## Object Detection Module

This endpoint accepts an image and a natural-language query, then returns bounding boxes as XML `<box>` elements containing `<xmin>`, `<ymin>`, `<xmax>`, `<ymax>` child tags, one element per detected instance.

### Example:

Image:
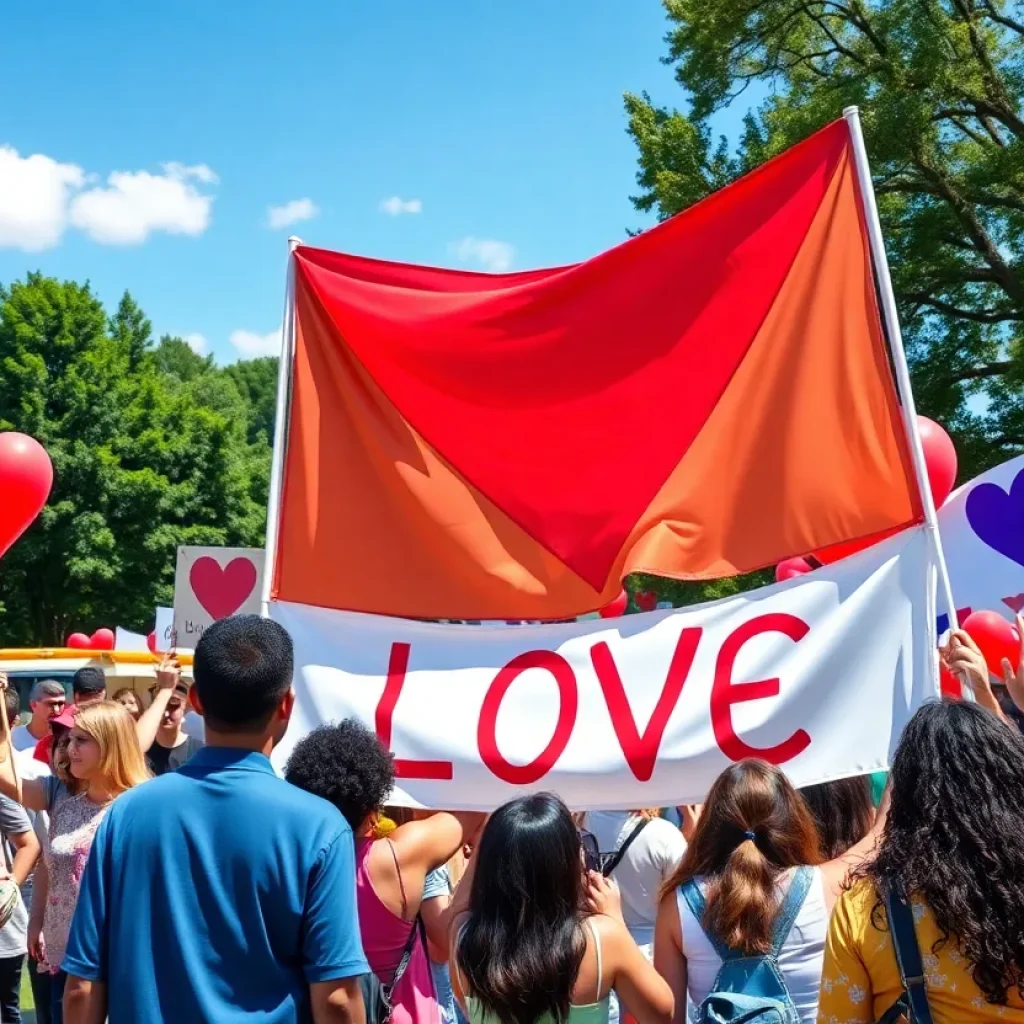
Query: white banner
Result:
<box><xmin>270</xmin><ymin>529</ymin><xmax>937</xmax><ymax>809</ymax></box>
<box><xmin>938</xmin><ymin>454</ymin><xmax>1024</xmax><ymax>626</ymax></box>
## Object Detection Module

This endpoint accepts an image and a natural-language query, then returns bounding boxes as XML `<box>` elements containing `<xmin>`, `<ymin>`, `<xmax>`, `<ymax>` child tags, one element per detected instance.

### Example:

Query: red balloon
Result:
<box><xmin>90</xmin><ymin>628</ymin><xmax>115</xmax><ymax>651</ymax></box>
<box><xmin>147</xmin><ymin>631</ymin><xmax>158</xmax><ymax>654</ymax></box>
<box><xmin>0</xmin><ymin>433</ymin><xmax>53</xmax><ymax>560</ymax></box>
<box><xmin>634</xmin><ymin>590</ymin><xmax>658</xmax><ymax>612</ymax></box>
<box><xmin>599</xmin><ymin>590</ymin><xmax>628</xmax><ymax>618</ymax></box>
<box><xmin>775</xmin><ymin>557</ymin><xmax>813</xmax><ymax>583</ymax></box>
<box><xmin>962</xmin><ymin>610</ymin><xmax>1021</xmax><ymax>678</ymax></box>
<box><xmin>66</xmin><ymin>632</ymin><xmax>92</xmax><ymax>650</ymax></box>
<box><xmin>917</xmin><ymin>416</ymin><xmax>957</xmax><ymax>507</ymax></box>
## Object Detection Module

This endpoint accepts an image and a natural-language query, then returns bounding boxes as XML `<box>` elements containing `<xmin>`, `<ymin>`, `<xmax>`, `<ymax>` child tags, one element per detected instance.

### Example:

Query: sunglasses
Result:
<box><xmin>578</xmin><ymin>829</ymin><xmax>601</xmax><ymax>873</ymax></box>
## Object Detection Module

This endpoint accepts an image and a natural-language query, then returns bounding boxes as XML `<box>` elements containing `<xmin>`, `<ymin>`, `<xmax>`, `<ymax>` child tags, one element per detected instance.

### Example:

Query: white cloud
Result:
<box><xmin>0</xmin><ymin>146</ymin><xmax>85</xmax><ymax>251</ymax></box>
<box><xmin>230</xmin><ymin>326</ymin><xmax>282</xmax><ymax>359</ymax></box>
<box><xmin>379</xmin><ymin>196</ymin><xmax>423</xmax><ymax>216</ymax></box>
<box><xmin>450</xmin><ymin>236</ymin><xmax>515</xmax><ymax>273</ymax></box>
<box><xmin>267</xmin><ymin>197</ymin><xmax>319</xmax><ymax>229</ymax></box>
<box><xmin>69</xmin><ymin>161</ymin><xmax>216</xmax><ymax>245</ymax></box>
<box><xmin>183</xmin><ymin>333</ymin><xmax>209</xmax><ymax>356</ymax></box>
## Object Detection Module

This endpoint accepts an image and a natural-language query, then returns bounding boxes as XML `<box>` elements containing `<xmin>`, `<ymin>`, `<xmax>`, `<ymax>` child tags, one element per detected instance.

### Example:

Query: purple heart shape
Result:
<box><xmin>965</xmin><ymin>467</ymin><xmax>1024</xmax><ymax>568</ymax></box>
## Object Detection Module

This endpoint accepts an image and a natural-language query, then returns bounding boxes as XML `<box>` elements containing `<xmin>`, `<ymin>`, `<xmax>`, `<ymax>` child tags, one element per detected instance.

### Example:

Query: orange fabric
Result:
<box><xmin>273</xmin><ymin>122</ymin><xmax>920</xmax><ymax>620</ymax></box>
<box><xmin>619</xmin><ymin>144</ymin><xmax>921</xmax><ymax>581</ymax></box>
<box><xmin>274</xmin><ymin>283</ymin><xmax>603</xmax><ymax>619</ymax></box>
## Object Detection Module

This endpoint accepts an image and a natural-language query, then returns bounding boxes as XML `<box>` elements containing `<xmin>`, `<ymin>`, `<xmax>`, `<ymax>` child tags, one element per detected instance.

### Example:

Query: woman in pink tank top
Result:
<box><xmin>285</xmin><ymin>720</ymin><xmax>484</xmax><ymax>1024</ymax></box>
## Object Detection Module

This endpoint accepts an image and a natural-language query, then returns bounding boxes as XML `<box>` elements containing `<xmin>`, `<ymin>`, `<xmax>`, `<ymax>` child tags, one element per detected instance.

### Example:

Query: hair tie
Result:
<box><xmin>743</xmin><ymin>830</ymin><xmax>756</xmax><ymax>842</ymax></box>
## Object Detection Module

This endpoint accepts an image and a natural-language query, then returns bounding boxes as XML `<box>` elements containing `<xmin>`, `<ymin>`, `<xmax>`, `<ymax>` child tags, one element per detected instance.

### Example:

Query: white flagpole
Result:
<box><xmin>842</xmin><ymin>107</ymin><xmax>960</xmax><ymax>638</ymax></box>
<box><xmin>260</xmin><ymin>235</ymin><xmax>302</xmax><ymax>615</ymax></box>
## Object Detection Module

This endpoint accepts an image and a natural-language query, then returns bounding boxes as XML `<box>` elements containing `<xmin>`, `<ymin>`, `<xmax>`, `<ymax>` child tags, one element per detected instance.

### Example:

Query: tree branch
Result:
<box><xmin>901</xmin><ymin>293</ymin><xmax>1023</xmax><ymax>323</ymax></box>
<box><xmin>979</xmin><ymin>0</ymin><xmax>1024</xmax><ymax>35</ymax></box>
<box><xmin>948</xmin><ymin>360</ymin><xmax>1015</xmax><ymax>380</ymax></box>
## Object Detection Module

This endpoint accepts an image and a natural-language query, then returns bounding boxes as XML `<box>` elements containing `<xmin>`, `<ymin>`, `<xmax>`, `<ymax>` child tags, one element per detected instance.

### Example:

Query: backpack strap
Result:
<box><xmin>768</xmin><ymin>866</ymin><xmax>814</xmax><ymax>957</ymax></box>
<box><xmin>601</xmin><ymin>817</ymin><xmax>649</xmax><ymax>877</ymax></box>
<box><xmin>679</xmin><ymin>878</ymin><xmax>731</xmax><ymax>961</ymax></box>
<box><xmin>885</xmin><ymin>883</ymin><xmax>935</xmax><ymax>1024</ymax></box>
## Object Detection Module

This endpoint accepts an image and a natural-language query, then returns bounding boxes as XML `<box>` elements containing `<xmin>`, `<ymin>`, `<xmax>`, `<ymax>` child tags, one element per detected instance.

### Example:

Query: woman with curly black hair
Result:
<box><xmin>818</xmin><ymin>700</ymin><xmax>1024</xmax><ymax>1022</ymax></box>
<box><xmin>284</xmin><ymin>720</ymin><xmax>482</xmax><ymax>1024</ymax></box>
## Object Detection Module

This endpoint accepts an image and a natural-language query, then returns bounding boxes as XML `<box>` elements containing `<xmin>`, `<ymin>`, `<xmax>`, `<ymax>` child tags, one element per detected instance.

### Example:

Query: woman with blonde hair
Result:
<box><xmin>0</xmin><ymin>691</ymin><xmax>149</xmax><ymax>1023</ymax></box>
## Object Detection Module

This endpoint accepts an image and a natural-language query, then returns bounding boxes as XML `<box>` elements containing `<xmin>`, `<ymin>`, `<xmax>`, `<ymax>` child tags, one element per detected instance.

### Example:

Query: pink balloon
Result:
<box><xmin>0</xmin><ymin>433</ymin><xmax>53</xmax><ymax>560</ymax></box>
<box><xmin>66</xmin><ymin>633</ymin><xmax>92</xmax><ymax>650</ymax></box>
<box><xmin>599</xmin><ymin>590</ymin><xmax>628</xmax><ymax>618</ymax></box>
<box><xmin>90</xmin><ymin>628</ymin><xmax>115</xmax><ymax>651</ymax></box>
<box><xmin>775</xmin><ymin>557</ymin><xmax>813</xmax><ymax>583</ymax></box>
<box><xmin>917</xmin><ymin>416</ymin><xmax>958</xmax><ymax>507</ymax></box>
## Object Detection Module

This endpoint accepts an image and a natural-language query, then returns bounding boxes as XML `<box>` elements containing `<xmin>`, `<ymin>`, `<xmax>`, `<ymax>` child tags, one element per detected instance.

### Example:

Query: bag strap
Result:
<box><xmin>381</xmin><ymin>914</ymin><xmax>426</xmax><ymax>1014</ymax></box>
<box><xmin>602</xmin><ymin>817</ymin><xmax>649</xmax><ymax>877</ymax></box>
<box><xmin>679</xmin><ymin>878</ymin><xmax>731</xmax><ymax>961</ymax></box>
<box><xmin>885</xmin><ymin>883</ymin><xmax>935</xmax><ymax>1024</ymax></box>
<box><xmin>769</xmin><ymin>866</ymin><xmax>814</xmax><ymax>957</ymax></box>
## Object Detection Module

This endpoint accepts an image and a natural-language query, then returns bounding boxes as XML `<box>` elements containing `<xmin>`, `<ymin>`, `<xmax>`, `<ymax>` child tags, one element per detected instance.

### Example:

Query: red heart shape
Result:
<box><xmin>189</xmin><ymin>557</ymin><xmax>258</xmax><ymax>620</ymax></box>
<box><xmin>634</xmin><ymin>590</ymin><xmax>658</xmax><ymax>612</ymax></box>
<box><xmin>1003</xmin><ymin>594</ymin><xmax>1024</xmax><ymax>614</ymax></box>
<box><xmin>0</xmin><ymin>433</ymin><xmax>53</xmax><ymax>560</ymax></box>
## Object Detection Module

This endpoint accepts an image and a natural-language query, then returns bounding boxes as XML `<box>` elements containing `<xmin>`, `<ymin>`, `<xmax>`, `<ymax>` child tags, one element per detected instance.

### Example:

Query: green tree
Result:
<box><xmin>152</xmin><ymin>334</ymin><xmax>214</xmax><ymax>382</ymax></box>
<box><xmin>0</xmin><ymin>275</ymin><xmax>271</xmax><ymax>645</ymax></box>
<box><xmin>627</xmin><ymin>0</ymin><xmax>1024</xmax><ymax>485</ymax></box>
<box><xmin>223</xmin><ymin>356</ymin><xmax>279</xmax><ymax>444</ymax></box>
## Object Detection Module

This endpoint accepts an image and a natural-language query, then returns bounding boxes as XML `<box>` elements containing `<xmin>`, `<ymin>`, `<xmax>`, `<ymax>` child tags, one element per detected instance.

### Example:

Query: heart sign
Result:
<box><xmin>965</xmin><ymin>466</ymin><xmax>1024</xmax><ymax>569</ymax></box>
<box><xmin>189</xmin><ymin>557</ymin><xmax>259</xmax><ymax>620</ymax></box>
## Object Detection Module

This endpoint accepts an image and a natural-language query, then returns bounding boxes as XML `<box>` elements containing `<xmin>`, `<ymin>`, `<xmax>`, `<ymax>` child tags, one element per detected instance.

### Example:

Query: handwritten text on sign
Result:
<box><xmin>270</xmin><ymin>529</ymin><xmax>936</xmax><ymax>809</ymax></box>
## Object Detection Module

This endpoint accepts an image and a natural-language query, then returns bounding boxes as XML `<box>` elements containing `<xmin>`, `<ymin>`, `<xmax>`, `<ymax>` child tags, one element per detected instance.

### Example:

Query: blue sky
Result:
<box><xmin>0</xmin><ymin>1</ymin><xmax>753</xmax><ymax>364</ymax></box>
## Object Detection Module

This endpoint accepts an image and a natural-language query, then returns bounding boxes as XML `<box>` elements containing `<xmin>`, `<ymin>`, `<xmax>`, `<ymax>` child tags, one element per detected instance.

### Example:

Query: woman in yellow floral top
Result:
<box><xmin>818</xmin><ymin>700</ymin><xmax>1024</xmax><ymax>1023</ymax></box>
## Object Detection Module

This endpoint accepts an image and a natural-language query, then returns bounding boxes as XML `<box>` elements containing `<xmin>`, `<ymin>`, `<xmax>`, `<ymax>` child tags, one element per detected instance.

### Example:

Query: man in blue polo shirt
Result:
<box><xmin>62</xmin><ymin>615</ymin><xmax>368</xmax><ymax>1023</ymax></box>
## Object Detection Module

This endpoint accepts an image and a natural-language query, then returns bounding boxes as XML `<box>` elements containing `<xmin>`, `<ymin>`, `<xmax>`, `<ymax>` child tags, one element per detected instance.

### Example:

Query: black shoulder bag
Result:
<box><xmin>877</xmin><ymin>884</ymin><xmax>935</xmax><ymax>1024</ymax></box>
<box><xmin>600</xmin><ymin>817</ymin><xmax>649</xmax><ymax>877</ymax></box>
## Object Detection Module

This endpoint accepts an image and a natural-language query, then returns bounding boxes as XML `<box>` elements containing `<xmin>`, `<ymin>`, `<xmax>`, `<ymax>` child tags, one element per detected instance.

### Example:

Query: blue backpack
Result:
<box><xmin>680</xmin><ymin>865</ymin><xmax>813</xmax><ymax>1024</ymax></box>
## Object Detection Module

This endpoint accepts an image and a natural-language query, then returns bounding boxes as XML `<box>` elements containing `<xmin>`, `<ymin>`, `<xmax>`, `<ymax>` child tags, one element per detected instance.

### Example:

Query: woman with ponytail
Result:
<box><xmin>653</xmin><ymin>760</ymin><xmax>887</xmax><ymax>1023</ymax></box>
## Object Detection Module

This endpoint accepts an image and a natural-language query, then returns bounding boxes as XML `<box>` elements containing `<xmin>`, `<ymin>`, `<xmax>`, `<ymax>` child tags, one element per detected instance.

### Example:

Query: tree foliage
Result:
<box><xmin>0</xmin><ymin>274</ymin><xmax>274</xmax><ymax>644</ymax></box>
<box><xmin>626</xmin><ymin>0</ymin><xmax>1024</xmax><ymax>485</ymax></box>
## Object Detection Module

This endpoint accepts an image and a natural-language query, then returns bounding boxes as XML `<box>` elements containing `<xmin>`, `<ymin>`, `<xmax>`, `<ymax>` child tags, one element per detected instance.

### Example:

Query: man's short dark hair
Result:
<box><xmin>72</xmin><ymin>667</ymin><xmax>107</xmax><ymax>697</ymax></box>
<box><xmin>4</xmin><ymin>687</ymin><xmax>19</xmax><ymax>725</ymax></box>
<box><xmin>193</xmin><ymin>616</ymin><xmax>293</xmax><ymax>732</ymax></box>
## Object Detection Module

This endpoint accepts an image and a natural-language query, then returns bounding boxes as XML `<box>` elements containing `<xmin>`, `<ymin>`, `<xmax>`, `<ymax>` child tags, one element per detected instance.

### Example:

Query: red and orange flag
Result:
<box><xmin>272</xmin><ymin>119</ymin><xmax>921</xmax><ymax>619</ymax></box>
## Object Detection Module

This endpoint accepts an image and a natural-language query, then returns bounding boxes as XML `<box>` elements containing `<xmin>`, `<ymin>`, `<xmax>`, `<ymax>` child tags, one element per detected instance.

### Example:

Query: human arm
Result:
<box><xmin>310</xmin><ymin>978</ymin><xmax>365</xmax><ymax>1024</ymax></box>
<box><xmin>28</xmin><ymin>853</ymin><xmax>48</xmax><ymax>962</ymax></box>
<box><xmin>653</xmin><ymin>891</ymin><xmax>688</xmax><ymax>1024</ymax></box>
<box><xmin>1001</xmin><ymin>613</ymin><xmax>1024</xmax><ymax>714</ymax></box>
<box><xmin>421</xmin><ymin>867</ymin><xmax>453</xmax><ymax>962</ymax></box>
<box><xmin>303</xmin><ymin>828</ymin><xmax>370</xmax><ymax>1009</ymax></box>
<box><xmin>943</xmin><ymin>630</ymin><xmax>1005</xmax><ymax>718</ymax></box>
<box><xmin>676</xmin><ymin>805</ymin><xmax>702</xmax><ymax>843</ymax></box>
<box><xmin>390</xmin><ymin>811</ymin><xmax>486</xmax><ymax>882</ymax></box>
<box><xmin>135</xmin><ymin>654</ymin><xmax>181</xmax><ymax>752</ymax></box>
<box><xmin>588</xmin><ymin>874</ymin><xmax>673</xmax><ymax>1024</ymax></box>
<box><xmin>63</xmin><ymin>977</ymin><xmax>108</xmax><ymax>1024</ymax></box>
<box><xmin>7</xmin><ymin>820</ymin><xmax>39</xmax><ymax>885</ymax></box>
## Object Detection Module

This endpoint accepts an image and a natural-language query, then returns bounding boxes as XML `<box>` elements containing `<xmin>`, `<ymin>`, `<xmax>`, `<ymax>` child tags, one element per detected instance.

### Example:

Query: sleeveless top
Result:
<box><xmin>354</xmin><ymin>838</ymin><xmax>440</xmax><ymax>1024</ymax></box>
<box><xmin>676</xmin><ymin>866</ymin><xmax>827</xmax><ymax>1024</ymax></box>
<box><xmin>463</xmin><ymin>918</ymin><xmax>611</xmax><ymax>1024</ymax></box>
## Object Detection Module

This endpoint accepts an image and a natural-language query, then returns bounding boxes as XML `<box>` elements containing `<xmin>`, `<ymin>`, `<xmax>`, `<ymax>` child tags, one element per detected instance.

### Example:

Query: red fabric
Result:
<box><xmin>295</xmin><ymin>121</ymin><xmax>850</xmax><ymax>589</ymax></box>
<box><xmin>34</xmin><ymin>734</ymin><xmax>51</xmax><ymax>765</ymax></box>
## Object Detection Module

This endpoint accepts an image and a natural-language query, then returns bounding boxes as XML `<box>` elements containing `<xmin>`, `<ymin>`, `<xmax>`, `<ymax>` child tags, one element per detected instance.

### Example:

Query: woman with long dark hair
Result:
<box><xmin>819</xmin><ymin>701</ymin><xmax>1024</xmax><ymax>1021</ymax></box>
<box><xmin>798</xmin><ymin>776</ymin><xmax>874</xmax><ymax>860</ymax></box>
<box><xmin>654</xmin><ymin>759</ymin><xmax>886</xmax><ymax>1023</ymax></box>
<box><xmin>452</xmin><ymin>793</ymin><xmax>673</xmax><ymax>1024</ymax></box>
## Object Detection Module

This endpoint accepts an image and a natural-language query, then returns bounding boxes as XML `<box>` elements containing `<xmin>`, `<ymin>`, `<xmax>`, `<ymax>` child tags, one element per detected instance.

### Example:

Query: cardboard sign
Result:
<box><xmin>173</xmin><ymin>547</ymin><xmax>264</xmax><ymax>644</ymax></box>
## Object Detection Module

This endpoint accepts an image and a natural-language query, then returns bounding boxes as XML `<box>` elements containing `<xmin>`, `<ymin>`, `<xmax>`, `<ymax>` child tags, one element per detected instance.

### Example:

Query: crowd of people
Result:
<box><xmin>0</xmin><ymin>616</ymin><xmax>1017</xmax><ymax>1022</ymax></box>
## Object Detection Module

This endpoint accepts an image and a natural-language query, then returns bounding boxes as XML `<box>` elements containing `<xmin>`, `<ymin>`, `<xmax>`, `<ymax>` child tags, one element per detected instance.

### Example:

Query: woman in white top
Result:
<box><xmin>653</xmin><ymin>759</ymin><xmax>887</xmax><ymax>1023</ymax></box>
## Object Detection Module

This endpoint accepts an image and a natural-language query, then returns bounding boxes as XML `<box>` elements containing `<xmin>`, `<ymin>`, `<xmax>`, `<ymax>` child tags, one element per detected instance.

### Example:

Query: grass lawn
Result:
<box><xmin>20</xmin><ymin>963</ymin><xmax>35</xmax><ymax>1018</ymax></box>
